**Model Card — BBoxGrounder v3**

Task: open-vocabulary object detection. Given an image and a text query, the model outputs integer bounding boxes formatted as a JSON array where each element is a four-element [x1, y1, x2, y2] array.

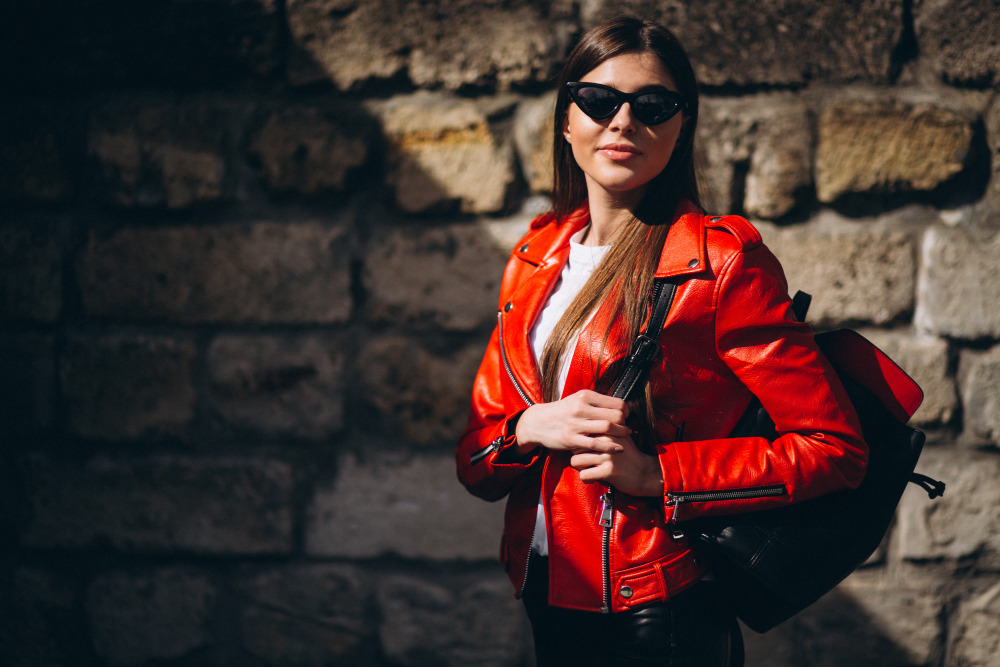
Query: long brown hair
[[540, 16, 702, 442]]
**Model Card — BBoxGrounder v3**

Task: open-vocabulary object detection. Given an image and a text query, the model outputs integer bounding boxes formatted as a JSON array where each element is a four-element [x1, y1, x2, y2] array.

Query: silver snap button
[[504, 302, 513, 312], [619, 586, 633, 599], [693, 556, 702, 568], [687, 258, 699, 268], [520, 243, 529, 252], [710, 216, 722, 222]]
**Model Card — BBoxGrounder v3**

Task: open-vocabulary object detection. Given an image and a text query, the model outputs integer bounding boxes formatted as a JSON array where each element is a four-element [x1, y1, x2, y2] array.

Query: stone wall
[[2, 1, 1000, 665]]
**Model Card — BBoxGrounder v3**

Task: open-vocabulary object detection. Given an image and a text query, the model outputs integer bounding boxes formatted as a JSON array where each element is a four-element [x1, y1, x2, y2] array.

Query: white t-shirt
[[527, 226, 612, 556]]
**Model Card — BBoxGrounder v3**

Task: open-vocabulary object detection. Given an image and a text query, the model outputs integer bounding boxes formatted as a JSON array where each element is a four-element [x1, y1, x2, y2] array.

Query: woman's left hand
[[569, 434, 664, 497]]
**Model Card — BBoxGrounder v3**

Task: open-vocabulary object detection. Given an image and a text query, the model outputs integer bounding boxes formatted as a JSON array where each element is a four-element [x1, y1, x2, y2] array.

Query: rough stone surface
[[579, 0, 902, 87], [239, 564, 372, 666], [815, 102, 973, 202], [286, 0, 570, 91], [377, 573, 525, 667], [0, 105, 74, 202], [364, 222, 506, 331], [791, 571, 944, 667], [60, 335, 196, 441], [87, 568, 215, 667], [754, 213, 916, 326], [856, 329, 957, 425], [4, 0, 282, 92], [0, 219, 65, 322], [697, 94, 812, 218], [513, 92, 556, 193], [76, 221, 352, 324], [248, 106, 372, 195], [959, 345, 1000, 445], [306, 454, 505, 559], [950, 581, 1000, 667], [209, 334, 345, 439], [88, 98, 236, 208], [915, 225, 1000, 339], [357, 337, 483, 445], [897, 447, 1000, 568], [914, 0, 1000, 87], [21, 455, 295, 555], [0, 334, 55, 437], [367, 92, 517, 213], [0, 568, 78, 667]]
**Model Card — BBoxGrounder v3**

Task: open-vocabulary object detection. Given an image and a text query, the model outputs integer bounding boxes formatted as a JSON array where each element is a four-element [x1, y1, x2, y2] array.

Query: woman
[[455, 16, 867, 667]]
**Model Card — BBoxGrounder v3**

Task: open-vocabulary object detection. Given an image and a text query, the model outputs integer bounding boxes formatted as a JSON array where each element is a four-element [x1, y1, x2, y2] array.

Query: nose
[[609, 102, 637, 134]]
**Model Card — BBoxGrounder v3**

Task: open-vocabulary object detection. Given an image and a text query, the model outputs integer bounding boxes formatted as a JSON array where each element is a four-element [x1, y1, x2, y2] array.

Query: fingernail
[[615, 447, 624, 452]]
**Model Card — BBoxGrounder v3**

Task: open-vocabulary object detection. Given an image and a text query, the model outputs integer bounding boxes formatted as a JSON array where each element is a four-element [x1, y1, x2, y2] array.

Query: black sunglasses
[[565, 82, 687, 126]]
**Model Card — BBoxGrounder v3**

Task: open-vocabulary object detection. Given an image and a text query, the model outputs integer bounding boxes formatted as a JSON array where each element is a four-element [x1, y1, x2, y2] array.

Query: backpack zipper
[[665, 484, 786, 524]]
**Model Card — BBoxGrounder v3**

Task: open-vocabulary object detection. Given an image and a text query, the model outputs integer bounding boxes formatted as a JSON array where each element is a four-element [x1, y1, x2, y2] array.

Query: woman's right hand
[[514, 390, 632, 456]]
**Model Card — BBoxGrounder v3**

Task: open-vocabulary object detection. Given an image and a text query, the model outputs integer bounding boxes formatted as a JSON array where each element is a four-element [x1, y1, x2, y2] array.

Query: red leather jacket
[[455, 201, 867, 613]]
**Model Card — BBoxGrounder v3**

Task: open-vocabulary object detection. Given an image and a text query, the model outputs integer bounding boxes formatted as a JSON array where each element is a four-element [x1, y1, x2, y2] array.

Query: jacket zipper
[[665, 484, 786, 524], [599, 489, 614, 613], [470, 311, 535, 466], [498, 310, 534, 407], [518, 509, 540, 599]]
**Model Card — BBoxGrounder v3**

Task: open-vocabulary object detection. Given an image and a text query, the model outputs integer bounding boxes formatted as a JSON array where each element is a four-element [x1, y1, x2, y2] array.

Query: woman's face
[[564, 51, 685, 199]]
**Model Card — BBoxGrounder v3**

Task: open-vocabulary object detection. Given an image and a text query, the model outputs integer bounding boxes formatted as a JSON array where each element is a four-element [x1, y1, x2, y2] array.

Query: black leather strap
[[611, 279, 678, 401]]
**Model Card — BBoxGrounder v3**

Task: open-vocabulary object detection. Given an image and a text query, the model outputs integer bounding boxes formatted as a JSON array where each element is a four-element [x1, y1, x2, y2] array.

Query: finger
[[570, 452, 607, 470], [569, 435, 624, 453], [578, 460, 613, 483], [575, 390, 629, 412], [579, 420, 631, 437]]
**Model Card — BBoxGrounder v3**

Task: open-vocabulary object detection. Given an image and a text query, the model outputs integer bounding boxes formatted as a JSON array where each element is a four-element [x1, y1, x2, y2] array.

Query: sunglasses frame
[[565, 82, 687, 126]]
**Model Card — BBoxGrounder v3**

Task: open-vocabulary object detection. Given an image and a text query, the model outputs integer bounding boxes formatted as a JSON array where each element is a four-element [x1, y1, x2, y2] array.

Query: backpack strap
[[611, 278, 678, 401]]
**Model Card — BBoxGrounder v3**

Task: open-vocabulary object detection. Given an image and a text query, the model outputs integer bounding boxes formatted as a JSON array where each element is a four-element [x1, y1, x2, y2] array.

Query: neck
[[580, 178, 647, 247]]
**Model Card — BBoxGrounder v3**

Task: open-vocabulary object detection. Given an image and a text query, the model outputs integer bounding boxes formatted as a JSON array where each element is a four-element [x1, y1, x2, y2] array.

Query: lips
[[598, 143, 642, 161]]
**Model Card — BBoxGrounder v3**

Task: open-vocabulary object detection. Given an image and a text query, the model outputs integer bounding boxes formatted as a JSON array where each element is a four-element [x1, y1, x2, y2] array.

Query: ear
[[562, 113, 572, 144]]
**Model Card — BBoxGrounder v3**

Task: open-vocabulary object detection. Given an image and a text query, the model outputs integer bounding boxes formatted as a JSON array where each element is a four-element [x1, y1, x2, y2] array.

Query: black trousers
[[522, 552, 743, 667]]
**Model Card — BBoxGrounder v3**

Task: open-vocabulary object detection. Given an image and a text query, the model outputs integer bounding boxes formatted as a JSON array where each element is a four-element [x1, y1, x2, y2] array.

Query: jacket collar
[[654, 199, 707, 279]]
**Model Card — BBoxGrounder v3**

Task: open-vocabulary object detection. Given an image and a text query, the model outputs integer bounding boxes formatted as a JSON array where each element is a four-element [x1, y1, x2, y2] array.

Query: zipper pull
[[667, 494, 686, 539], [599, 491, 614, 528]]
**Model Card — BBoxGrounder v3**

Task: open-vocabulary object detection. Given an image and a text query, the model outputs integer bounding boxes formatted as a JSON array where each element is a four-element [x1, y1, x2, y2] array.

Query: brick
[[306, 454, 505, 560], [357, 337, 482, 445], [697, 94, 811, 218], [897, 448, 1000, 569], [0, 218, 65, 322], [366, 92, 517, 213], [60, 334, 196, 441], [791, 570, 944, 667], [856, 330, 956, 426], [3, 0, 281, 93], [915, 225, 1000, 339], [914, 0, 1000, 87], [578, 0, 902, 87], [76, 221, 352, 324], [239, 564, 372, 665], [0, 104, 74, 203], [286, 0, 570, 91], [0, 568, 78, 667], [21, 455, 295, 555], [363, 222, 505, 331], [377, 572, 525, 667], [248, 105, 373, 195], [0, 334, 55, 437], [477, 197, 548, 254], [815, 102, 973, 202], [513, 92, 556, 193], [959, 345, 1000, 445], [209, 334, 345, 439], [755, 213, 915, 327], [88, 98, 237, 208], [87, 568, 215, 667], [950, 581, 1000, 667]]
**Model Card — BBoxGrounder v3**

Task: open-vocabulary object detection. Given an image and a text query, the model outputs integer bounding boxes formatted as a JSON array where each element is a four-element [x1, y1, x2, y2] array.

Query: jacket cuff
[[491, 410, 539, 466], [655, 444, 685, 509]]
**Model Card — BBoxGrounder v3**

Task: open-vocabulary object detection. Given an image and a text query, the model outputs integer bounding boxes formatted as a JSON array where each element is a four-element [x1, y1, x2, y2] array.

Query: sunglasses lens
[[633, 93, 681, 125], [574, 86, 621, 119]]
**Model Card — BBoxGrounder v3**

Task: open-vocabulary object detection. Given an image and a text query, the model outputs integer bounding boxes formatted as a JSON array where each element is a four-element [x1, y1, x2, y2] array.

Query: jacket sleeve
[[655, 242, 869, 521]]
